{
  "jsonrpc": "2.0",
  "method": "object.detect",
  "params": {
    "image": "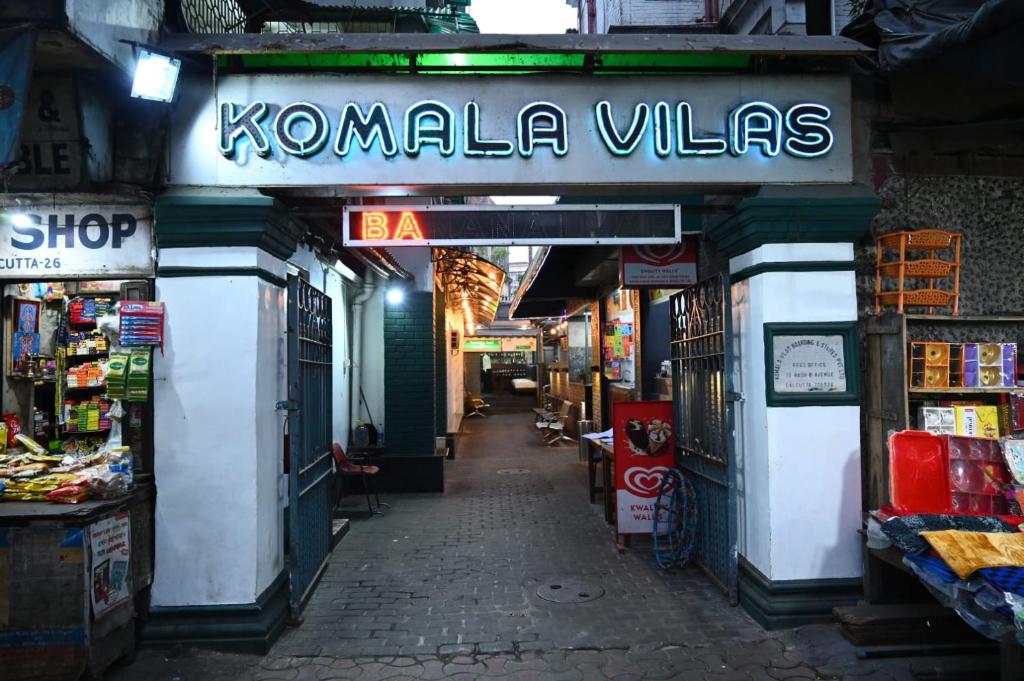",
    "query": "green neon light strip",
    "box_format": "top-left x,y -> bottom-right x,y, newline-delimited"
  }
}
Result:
221,51 -> 751,74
